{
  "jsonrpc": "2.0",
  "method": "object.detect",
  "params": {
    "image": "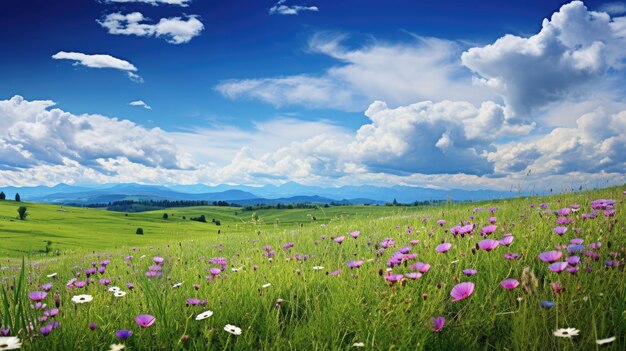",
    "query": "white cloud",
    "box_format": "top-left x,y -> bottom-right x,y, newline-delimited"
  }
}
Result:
52,51 -> 142,82
98,12 -> 204,44
0,96 -> 192,172
170,118 -> 350,165
104,0 -> 192,6
217,35 -> 494,111
599,2 -> 626,15
461,1 -> 626,118
130,100 -> 152,109
269,0 -> 318,15
489,109 -> 626,175
52,51 -> 137,71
